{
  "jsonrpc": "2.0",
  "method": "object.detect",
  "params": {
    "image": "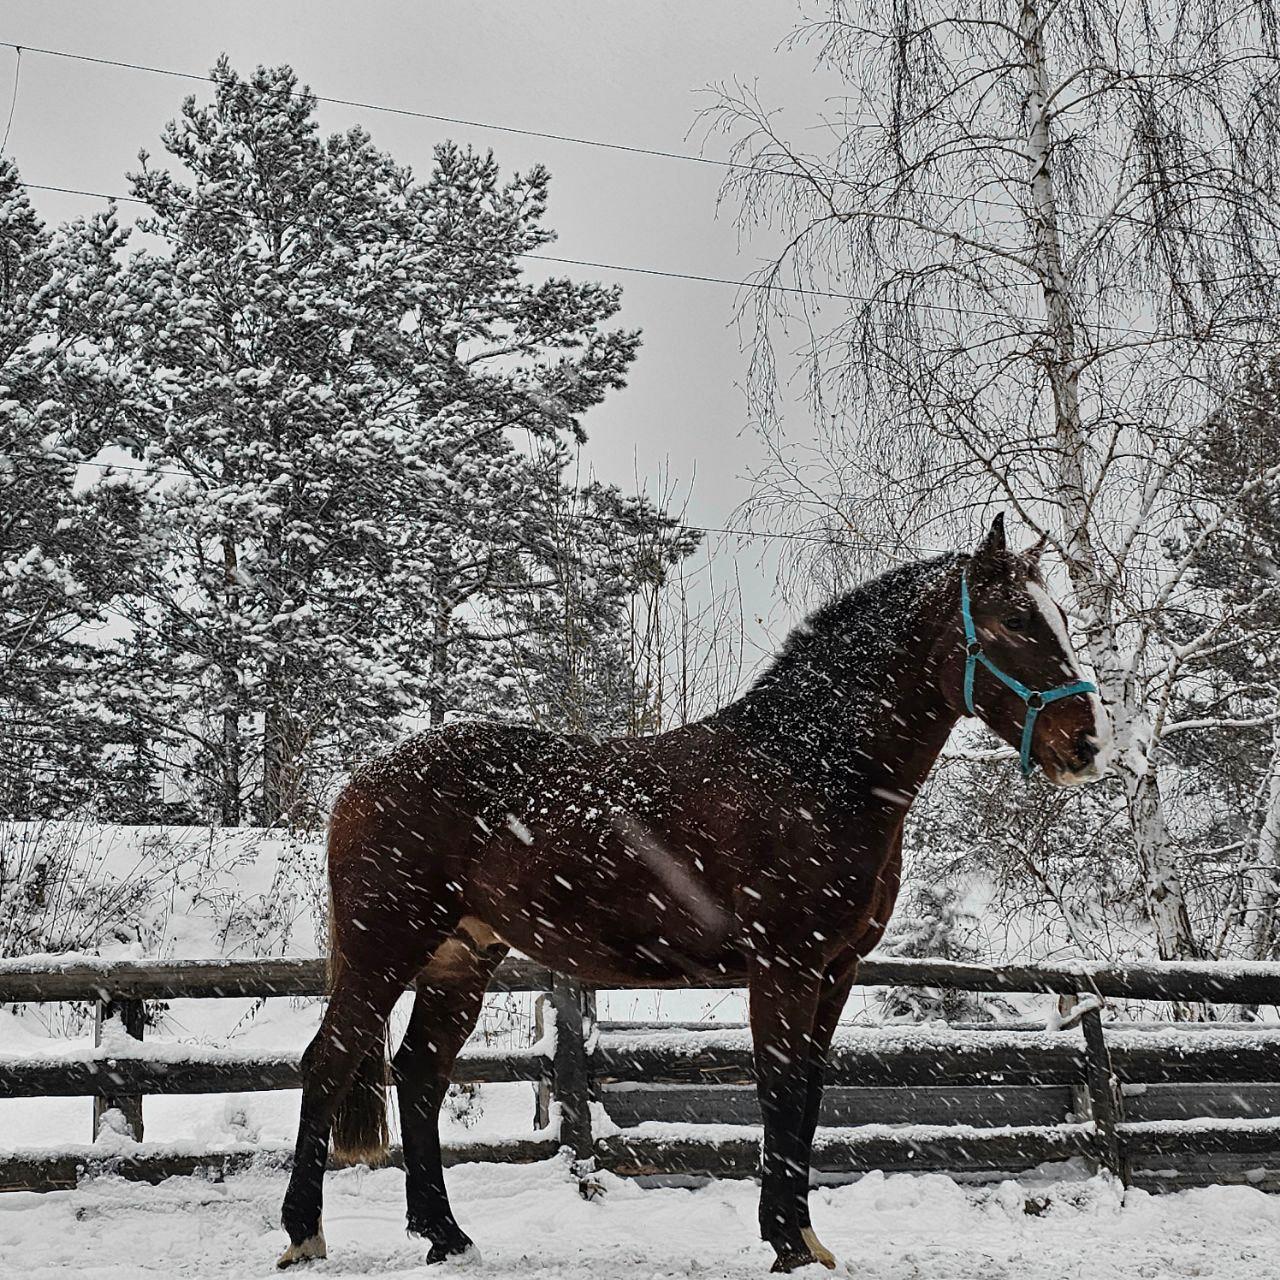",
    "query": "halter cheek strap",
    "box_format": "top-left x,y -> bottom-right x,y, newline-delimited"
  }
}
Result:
960,572 -> 1097,778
